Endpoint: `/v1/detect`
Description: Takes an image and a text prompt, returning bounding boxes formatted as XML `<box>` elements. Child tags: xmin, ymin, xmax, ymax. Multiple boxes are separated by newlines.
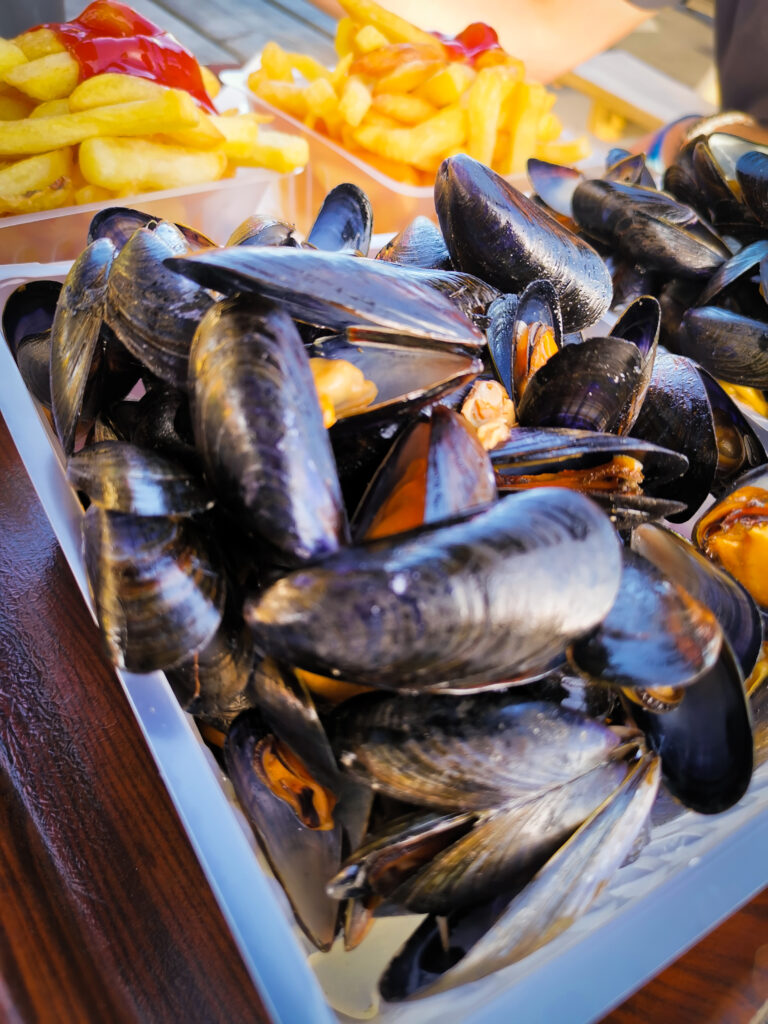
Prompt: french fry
<box><xmin>334</xmin><ymin>17</ymin><xmax>356</xmax><ymax>58</ymax></box>
<box><xmin>0</xmin><ymin>179</ymin><xmax>75</xmax><ymax>215</ymax></box>
<box><xmin>330</xmin><ymin>53</ymin><xmax>354</xmax><ymax>91</ymax></box>
<box><xmin>248</xmin><ymin>74</ymin><xmax>309</xmax><ymax>119</ymax></box>
<box><xmin>74</xmin><ymin>183</ymin><xmax>114</xmax><ymax>205</ymax></box>
<box><xmin>466</xmin><ymin>66</ymin><xmax>514</xmax><ymax>166</ymax></box>
<box><xmin>0</xmin><ymin>39</ymin><xmax>26</xmax><ymax>77</ymax></box>
<box><xmin>13</xmin><ymin>28</ymin><xmax>65</xmax><ymax>60</ymax></box>
<box><xmin>30</xmin><ymin>98</ymin><xmax>71</xmax><ymax>118</ymax></box>
<box><xmin>200</xmin><ymin>65</ymin><xmax>221</xmax><ymax>100</ymax></box>
<box><xmin>415</xmin><ymin>62</ymin><xmax>475</xmax><ymax>107</ymax></box>
<box><xmin>498</xmin><ymin>80</ymin><xmax>551</xmax><ymax>175</ymax></box>
<box><xmin>260</xmin><ymin>41</ymin><xmax>294</xmax><ymax>83</ymax></box>
<box><xmin>287</xmin><ymin>53</ymin><xmax>331</xmax><ymax>83</ymax></box>
<box><xmin>353</xmin><ymin>25</ymin><xmax>389</xmax><ymax>55</ymax></box>
<box><xmin>373</xmin><ymin>59</ymin><xmax>444</xmax><ymax>96</ymax></box>
<box><xmin>372</xmin><ymin>92</ymin><xmax>436</xmax><ymax>125</ymax></box>
<box><xmin>164</xmin><ymin>114</ymin><xmax>226</xmax><ymax>149</ymax></box>
<box><xmin>352</xmin><ymin>104</ymin><xmax>466</xmax><ymax>165</ymax></box>
<box><xmin>68</xmin><ymin>72</ymin><xmax>167</xmax><ymax>110</ymax></box>
<box><xmin>205</xmin><ymin>113</ymin><xmax>262</xmax><ymax>159</ymax></box>
<box><xmin>0</xmin><ymin>147</ymin><xmax>72</xmax><ymax>193</ymax></box>
<box><xmin>535</xmin><ymin>136</ymin><xmax>591</xmax><ymax>164</ymax></box>
<box><xmin>231</xmin><ymin>128</ymin><xmax>309</xmax><ymax>173</ymax></box>
<box><xmin>336</xmin><ymin>0</ymin><xmax>446</xmax><ymax>50</ymax></box>
<box><xmin>79</xmin><ymin>136</ymin><xmax>228</xmax><ymax>191</ymax></box>
<box><xmin>0</xmin><ymin>91</ymin><xmax>34</xmax><ymax>120</ymax></box>
<box><xmin>338</xmin><ymin>76</ymin><xmax>372</xmax><ymax>127</ymax></box>
<box><xmin>3</xmin><ymin>52</ymin><xmax>80</xmax><ymax>102</ymax></box>
<box><xmin>0</xmin><ymin>90</ymin><xmax>201</xmax><ymax>155</ymax></box>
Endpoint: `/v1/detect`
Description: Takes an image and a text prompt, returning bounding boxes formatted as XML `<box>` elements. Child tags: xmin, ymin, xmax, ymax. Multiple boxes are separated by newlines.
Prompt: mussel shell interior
<box><xmin>2</xmin><ymin>279</ymin><xmax>61</xmax><ymax>358</ymax></box>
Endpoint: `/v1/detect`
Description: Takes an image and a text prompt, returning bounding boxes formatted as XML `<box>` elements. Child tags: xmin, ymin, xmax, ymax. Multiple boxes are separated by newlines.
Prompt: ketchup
<box><xmin>432</xmin><ymin>23</ymin><xmax>504</xmax><ymax>65</ymax></box>
<box><xmin>43</xmin><ymin>0</ymin><xmax>215</xmax><ymax>112</ymax></box>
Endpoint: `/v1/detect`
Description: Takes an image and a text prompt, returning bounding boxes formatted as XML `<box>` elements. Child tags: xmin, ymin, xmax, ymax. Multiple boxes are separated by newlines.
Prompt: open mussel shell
<box><xmin>165</xmin><ymin>246</ymin><xmax>485</xmax><ymax>347</ymax></box>
<box><xmin>330</xmin><ymin>690</ymin><xmax>631</xmax><ymax>811</ymax></box>
<box><xmin>693</xmin><ymin>464</ymin><xmax>768</xmax><ymax>613</ymax></box>
<box><xmin>88</xmin><ymin>207</ymin><xmax>216</xmax><ymax>251</ymax></box>
<box><xmin>380</xmin><ymin>752</ymin><xmax>660</xmax><ymax>999</ymax></box>
<box><xmin>508</xmin><ymin>279</ymin><xmax>562</xmax><ymax>405</ymax></box>
<box><xmin>50</xmin><ymin>237</ymin><xmax>116</xmax><ymax>455</ymax></box>
<box><xmin>435</xmin><ymin>154</ymin><xmax>612</xmax><ymax>332</ymax></box>
<box><xmin>690</xmin><ymin>138</ymin><xmax>763</xmax><ymax>244</ymax></box>
<box><xmin>82</xmin><ymin>506</ymin><xmax>225</xmax><ymax>673</ymax></box>
<box><xmin>225</xmin><ymin>213</ymin><xmax>302</xmax><ymax>248</ymax></box>
<box><xmin>623</xmin><ymin>641</ymin><xmax>753</xmax><ymax>814</ymax></box>
<box><xmin>66</xmin><ymin>440</ymin><xmax>214</xmax><ymax>517</ymax></box>
<box><xmin>307</xmin><ymin>182</ymin><xmax>373</xmax><ymax>254</ymax></box>
<box><xmin>569</xmin><ymin>546</ymin><xmax>722</xmax><ymax>691</ymax></box>
<box><xmin>679</xmin><ymin>306</ymin><xmax>768</xmax><ymax>388</ymax></box>
<box><xmin>526</xmin><ymin>158</ymin><xmax>583</xmax><ymax>219</ymax></box>
<box><xmin>570</xmin><ymin>178</ymin><xmax>729</xmax><ymax>280</ymax></box>
<box><xmin>375</xmin><ymin>215</ymin><xmax>452</xmax><ymax>270</ymax></box>
<box><xmin>352</xmin><ymin>406</ymin><xmax>496</xmax><ymax>541</ymax></box>
<box><xmin>632</xmin><ymin>521</ymin><xmax>762</xmax><ymax>678</ymax></box>
<box><xmin>16</xmin><ymin>331</ymin><xmax>52</xmax><ymax>407</ymax></box>
<box><xmin>245</xmin><ymin>489</ymin><xmax>622</xmax><ymax>692</ymax></box>
<box><xmin>2</xmin><ymin>279</ymin><xmax>60</xmax><ymax>358</ymax></box>
<box><xmin>516</xmin><ymin>336</ymin><xmax>645</xmax><ymax>434</ymax></box>
<box><xmin>736</xmin><ymin>148</ymin><xmax>768</xmax><ymax>227</ymax></box>
<box><xmin>189</xmin><ymin>294</ymin><xmax>349</xmax><ymax>565</ymax></box>
<box><xmin>224</xmin><ymin>708</ymin><xmax>342</xmax><ymax>951</ymax></box>
<box><xmin>693</xmin><ymin>238</ymin><xmax>768</xmax><ymax>312</ymax></box>
<box><xmin>106</xmin><ymin>225</ymin><xmax>215</xmax><ymax>387</ymax></box>
<box><xmin>486</xmin><ymin>292</ymin><xmax>518</xmax><ymax>398</ymax></box>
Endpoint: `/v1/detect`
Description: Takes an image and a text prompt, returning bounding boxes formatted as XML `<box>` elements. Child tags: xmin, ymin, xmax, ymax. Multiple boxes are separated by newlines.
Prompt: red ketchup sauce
<box><xmin>41</xmin><ymin>0</ymin><xmax>215</xmax><ymax>112</ymax></box>
<box><xmin>432</xmin><ymin>22</ymin><xmax>504</xmax><ymax>64</ymax></box>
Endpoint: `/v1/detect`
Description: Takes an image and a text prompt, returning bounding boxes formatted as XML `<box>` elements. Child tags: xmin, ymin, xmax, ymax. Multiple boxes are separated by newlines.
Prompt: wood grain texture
<box><xmin>0</xmin><ymin>415</ymin><xmax>266</xmax><ymax>1024</ymax></box>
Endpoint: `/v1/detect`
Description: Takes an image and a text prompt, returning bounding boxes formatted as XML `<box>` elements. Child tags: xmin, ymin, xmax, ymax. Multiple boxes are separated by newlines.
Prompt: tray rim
<box><xmin>0</xmin><ymin>259</ymin><xmax>765</xmax><ymax>1024</ymax></box>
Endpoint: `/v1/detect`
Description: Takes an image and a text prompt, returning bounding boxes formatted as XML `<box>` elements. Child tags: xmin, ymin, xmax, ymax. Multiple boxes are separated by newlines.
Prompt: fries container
<box><xmin>1</xmin><ymin>254</ymin><xmax>767</xmax><ymax>1024</ymax></box>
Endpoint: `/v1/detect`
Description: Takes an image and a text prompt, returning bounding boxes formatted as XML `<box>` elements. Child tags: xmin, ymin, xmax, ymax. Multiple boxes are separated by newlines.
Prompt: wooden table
<box><xmin>0</xmin><ymin>409</ymin><xmax>766</xmax><ymax>1023</ymax></box>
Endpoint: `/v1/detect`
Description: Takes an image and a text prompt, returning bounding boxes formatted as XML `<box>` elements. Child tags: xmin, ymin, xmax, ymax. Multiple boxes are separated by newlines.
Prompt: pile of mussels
<box><xmin>4</xmin><ymin>125</ymin><xmax>768</xmax><ymax>1000</ymax></box>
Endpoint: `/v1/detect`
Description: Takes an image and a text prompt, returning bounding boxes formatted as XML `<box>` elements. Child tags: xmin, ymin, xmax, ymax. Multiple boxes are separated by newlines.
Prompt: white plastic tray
<box><xmin>0</xmin><ymin>261</ymin><xmax>766</xmax><ymax>1024</ymax></box>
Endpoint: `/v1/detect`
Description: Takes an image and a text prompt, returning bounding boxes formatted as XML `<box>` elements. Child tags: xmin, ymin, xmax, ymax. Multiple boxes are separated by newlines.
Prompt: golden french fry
<box><xmin>164</xmin><ymin>115</ymin><xmax>226</xmax><ymax>149</ymax></box>
<box><xmin>0</xmin><ymin>179</ymin><xmax>75</xmax><ymax>214</ymax></box>
<box><xmin>68</xmin><ymin>72</ymin><xmax>167</xmax><ymax>110</ymax></box>
<box><xmin>13</xmin><ymin>28</ymin><xmax>65</xmax><ymax>59</ymax></box>
<box><xmin>75</xmin><ymin>183</ymin><xmax>115</xmax><ymax>205</ymax></box>
<box><xmin>261</xmin><ymin>41</ymin><xmax>294</xmax><ymax>82</ymax></box>
<box><xmin>415</xmin><ymin>62</ymin><xmax>475</xmax><ymax>107</ymax></box>
<box><xmin>498</xmin><ymin>80</ymin><xmax>550</xmax><ymax>175</ymax></box>
<box><xmin>354</xmin><ymin>25</ymin><xmax>389</xmax><ymax>54</ymax></box>
<box><xmin>335</xmin><ymin>17</ymin><xmax>356</xmax><ymax>58</ymax></box>
<box><xmin>303</xmin><ymin>76</ymin><xmax>340</xmax><ymax>133</ymax></box>
<box><xmin>287</xmin><ymin>53</ymin><xmax>331</xmax><ymax>82</ymax></box>
<box><xmin>336</xmin><ymin>0</ymin><xmax>445</xmax><ymax>49</ymax></box>
<box><xmin>29</xmin><ymin>98</ymin><xmax>70</xmax><ymax>118</ymax></box>
<box><xmin>248</xmin><ymin>74</ymin><xmax>309</xmax><ymax>119</ymax></box>
<box><xmin>0</xmin><ymin>147</ymin><xmax>72</xmax><ymax>193</ymax></box>
<box><xmin>351</xmin><ymin>43</ymin><xmax>442</xmax><ymax>78</ymax></box>
<box><xmin>373</xmin><ymin>59</ymin><xmax>444</xmax><ymax>95</ymax></box>
<box><xmin>231</xmin><ymin>128</ymin><xmax>309</xmax><ymax>172</ymax></box>
<box><xmin>537</xmin><ymin>110</ymin><xmax>563</xmax><ymax>144</ymax></box>
<box><xmin>0</xmin><ymin>39</ymin><xmax>26</xmax><ymax>77</ymax></box>
<box><xmin>0</xmin><ymin>90</ymin><xmax>200</xmax><ymax>155</ymax></box>
<box><xmin>353</xmin><ymin>104</ymin><xmax>465</xmax><ymax>165</ymax></box>
<box><xmin>205</xmin><ymin>113</ymin><xmax>262</xmax><ymax>159</ymax></box>
<box><xmin>534</xmin><ymin>135</ymin><xmax>590</xmax><ymax>164</ymax></box>
<box><xmin>466</xmin><ymin>66</ymin><xmax>513</xmax><ymax>166</ymax></box>
<box><xmin>3</xmin><ymin>52</ymin><xmax>80</xmax><ymax>102</ymax></box>
<box><xmin>79</xmin><ymin>136</ymin><xmax>228</xmax><ymax>191</ymax></box>
<box><xmin>330</xmin><ymin>53</ymin><xmax>354</xmax><ymax>91</ymax></box>
<box><xmin>0</xmin><ymin>91</ymin><xmax>34</xmax><ymax>120</ymax></box>
<box><xmin>372</xmin><ymin>91</ymin><xmax>436</xmax><ymax>125</ymax></box>
<box><xmin>200</xmin><ymin>65</ymin><xmax>220</xmax><ymax>99</ymax></box>
<box><xmin>338</xmin><ymin>76</ymin><xmax>372</xmax><ymax>127</ymax></box>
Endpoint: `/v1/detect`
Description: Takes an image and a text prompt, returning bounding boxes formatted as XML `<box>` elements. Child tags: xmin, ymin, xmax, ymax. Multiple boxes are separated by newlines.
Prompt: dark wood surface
<box><xmin>0</xmin><ymin>407</ymin><xmax>766</xmax><ymax>1023</ymax></box>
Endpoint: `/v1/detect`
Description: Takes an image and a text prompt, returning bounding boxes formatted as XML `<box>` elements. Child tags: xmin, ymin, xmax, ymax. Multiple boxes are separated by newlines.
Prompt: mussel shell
<box><xmin>51</xmin><ymin>237</ymin><xmax>116</xmax><ymax>455</ymax></box>
<box><xmin>610</xmin><ymin>295</ymin><xmax>660</xmax><ymax>359</ymax></box>
<box><xmin>307</xmin><ymin>182</ymin><xmax>373</xmax><ymax>254</ymax></box>
<box><xmin>224</xmin><ymin>708</ymin><xmax>342</xmax><ymax>951</ymax></box>
<box><xmin>486</xmin><ymin>293</ymin><xmax>518</xmax><ymax>398</ymax></box>
<box><xmin>624</xmin><ymin>641</ymin><xmax>753</xmax><ymax>814</ymax></box>
<box><xmin>375</xmin><ymin>215</ymin><xmax>452</xmax><ymax>270</ymax></box>
<box><xmin>127</xmin><ymin>383</ymin><xmax>198</xmax><ymax>467</ymax></box>
<box><xmin>66</xmin><ymin>440</ymin><xmax>214</xmax><ymax>517</ymax></box>
<box><xmin>516</xmin><ymin>336</ymin><xmax>644</xmax><ymax>434</ymax></box>
<box><xmin>605</xmin><ymin>152</ymin><xmax>656</xmax><ymax>188</ymax></box>
<box><xmin>225</xmin><ymin>213</ymin><xmax>302</xmax><ymax>248</ymax></box>
<box><xmin>631</xmin><ymin>521</ymin><xmax>762</xmax><ymax>679</ymax></box>
<box><xmin>693</xmin><ymin>239</ymin><xmax>768</xmax><ymax>310</ymax></box>
<box><xmin>16</xmin><ymin>331</ymin><xmax>52</xmax><ymax>407</ymax></box>
<box><xmin>690</xmin><ymin>139</ymin><xmax>762</xmax><ymax>244</ymax></box>
<box><xmin>435</xmin><ymin>154</ymin><xmax>612</xmax><ymax>332</ymax></box>
<box><xmin>245</xmin><ymin>489</ymin><xmax>622</xmax><ymax>692</ymax></box>
<box><xmin>526</xmin><ymin>158</ymin><xmax>582</xmax><ymax>219</ymax></box>
<box><xmin>82</xmin><ymin>507</ymin><xmax>225</xmax><ymax>672</ymax></box>
<box><xmin>352</xmin><ymin>406</ymin><xmax>496</xmax><ymax>541</ymax></box>
<box><xmin>88</xmin><ymin>207</ymin><xmax>216</xmax><ymax>250</ymax></box>
<box><xmin>330</xmin><ymin>690</ymin><xmax>628</xmax><ymax>810</ymax></box>
<box><xmin>736</xmin><ymin>148</ymin><xmax>768</xmax><ymax>227</ymax></box>
<box><xmin>189</xmin><ymin>294</ymin><xmax>349</xmax><ymax>565</ymax></box>
<box><xmin>568</xmin><ymin>546</ymin><xmax>722</xmax><ymax>691</ymax></box>
<box><xmin>165</xmin><ymin>246</ymin><xmax>485</xmax><ymax>347</ymax></box>
<box><xmin>510</xmin><ymin>279</ymin><xmax>563</xmax><ymax>405</ymax></box>
<box><xmin>2</xmin><ymin>279</ymin><xmax>60</xmax><ymax>358</ymax></box>
<box><xmin>106</xmin><ymin>226</ymin><xmax>215</xmax><ymax>387</ymax></box>
<box><xmin>679</xmin><ymin>306</ymin><xmax>768</xmax><ymax>388</ymax></box>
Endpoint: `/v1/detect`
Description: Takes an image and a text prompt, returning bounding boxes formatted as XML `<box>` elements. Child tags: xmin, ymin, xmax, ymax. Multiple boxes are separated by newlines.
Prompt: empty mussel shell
<box><xmin>307</xmin><ymin>182</ymin><xmax>373</xmax><ymax>254</ymax></box>
<box><xmin>2</xmin><ymin>279</ymin><xmax>60</xmax><ymax>358</ymax></box>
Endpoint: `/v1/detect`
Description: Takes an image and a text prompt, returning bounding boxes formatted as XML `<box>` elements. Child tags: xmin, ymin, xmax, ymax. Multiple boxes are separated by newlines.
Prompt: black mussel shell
<box><xmin>88</xmin><ymin>207</ymin><xmax>217</xmax><ymax>251</ymax></box>
<box><xmin>510</xmin><ymin>279</ymin><xmax>562</xmax><ymax>406</ymax></box>
<box><xmin>67</xmin><ymin>440</ymin><xmax>214</xmax><ymax>517</ymax></box>
<box><xmin>526</xmin><ymin>158</ymin><xmax>582</xmax><ymax>218</ymax></box>
<box><xmin>435</xmin><ymin>155</ymin><xmax>611</xmax><ymax>333</ymax></box>
<box><xmin>736</xmin><ymin>148</ymin><xmax>768</xmax><ymax>227</ymax></box>
<box><xmin>516</xmin><ymin>336</ymin><xmax>644</xmax><ymax>434</ymax></box>
<box><xmin>51</xmin><ymin>237</ymin><xmax>116</xmax><ymax>455</ymax></box>
<box><xmin>189</xmin><ymin>295</ymin><xmax>349</xmax><ymax>565</ymax></box>
<box><xmin>605</xmin><ymin>152</ymin><xmax>656</xmax><ymax>188</ymax></box>
<box><xmin>128</xmin><ymin>383</ymin><xmax>197</xmax><ymax>467</ymax></box>
<box><xmin>106</xmin><ymin>226</ymin><xmax>215</xmax><ymax>387</ymax></box>
<box><xmin>679</xmin><ymin>306</ymin><xmax>768</xmax><ymax>388</ymax></box>
<box><xmin>631</xmin><ymin>521</ymin><xmax>762</xmax><ymax>678</ymax></box>
<box><xmin>624</xmin><ymin>641</ymin><xmax>753</xmax><ymax>814</ymax></box>
<box><xmin>83</xmin><ymin>507</ymin><xmax>225</xmax><ymax>673</ymax></box>
<box><xmin>569</xmin><ymin>546</ymin><xmax>722</xmax><ymax>691</ymax></box>
<box><xmin>486</xmin><ymin>293</ymin><xmax>518</xmax><ymax>397</ymax></box>
<box><xmin>375</xmin><ymin>216</ymin><xmax>452</xmax><ymax>270</ymax></box>
<box><xmin>693</xmin><ymin>239</ymin><xmax>768</xmax><ymax>311</ymax></box>
<box><xmin>225</xmin><ymin>213</ymin><xmax>302</xmax><ymax>248</ymax></box>
<box><xmin>224</xmin><ymin>708</ymin><xmax>342</xmax><ymax>951</ymax></box>
<box><xmin>610</xmin><ymin>295</ymin><xmax>660</xmax><ymax>359</ymax></box>
<box><xmin>245</xmin><ymin>489</ymin><xmax>621</xmax><ymax>692</ymax></box>
<box><xmin>690</xmin><ymin>139</ymin><xmax>762</xmax><ymax>244</ymax></box>
<box><xmin>307</xmin><ymin>182</ymin><xmax>373</xmax><ymax>254</ymax></box>
<box><xmin>2</xmin><ymin>279</ymin><xmax>60</xmax><ymax>358</ymax></box>
<box><xmin>16</xmin><ymin>331</ymin><xmax>52</xmax><ymax>407</ymax></box>
<box><xmin>166</xmin><ymin>246</ymin><xmax>484</xmax><ymax>347</ymax></box>
<box><xmin>352</xmin><ymin>406</ymin><xmax>496</xmax><ymax>541</ymax></box>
